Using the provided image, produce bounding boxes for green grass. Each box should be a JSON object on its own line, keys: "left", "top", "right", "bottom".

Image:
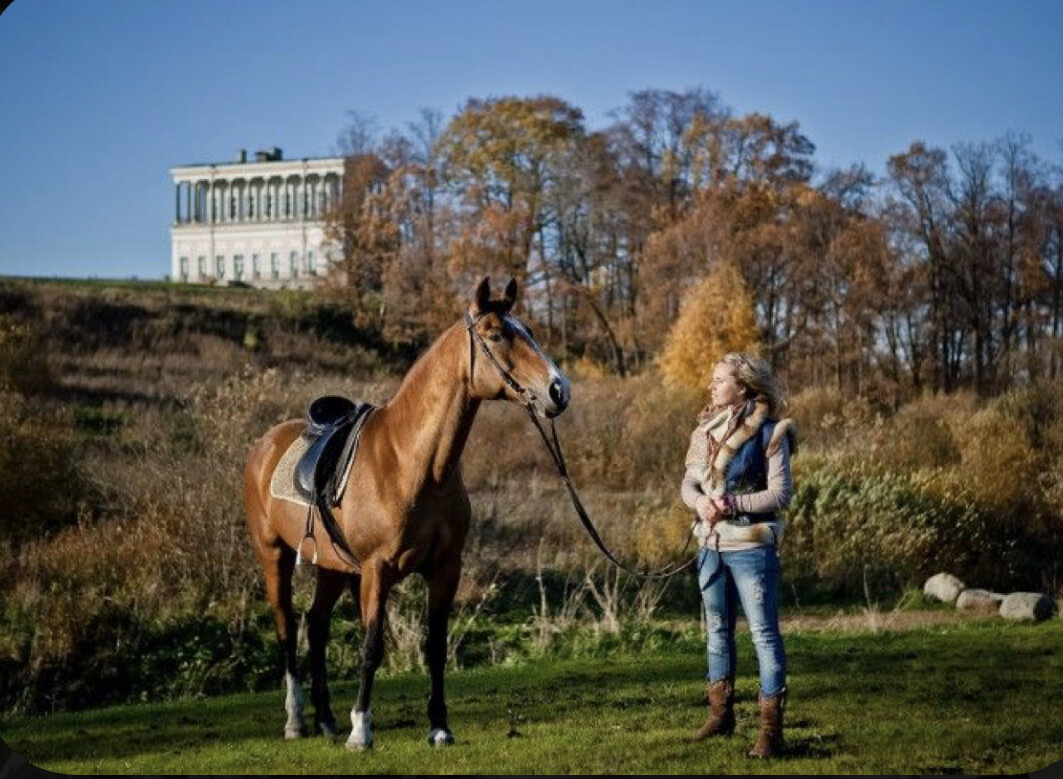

{"left": 3, "top": 618, "right": 1062, "bottom": 774}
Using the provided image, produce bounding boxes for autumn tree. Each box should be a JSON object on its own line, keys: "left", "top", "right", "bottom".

{"left": 320, "top": 152, "right": 393, "bottom": 321}
{"left": 657, "top": 262, "right": 759, "bottom": 388}
{"left": 435, "top": 95, "right": 585, "bottom": 287}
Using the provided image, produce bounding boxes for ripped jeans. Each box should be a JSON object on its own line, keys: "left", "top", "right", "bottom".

{"left": 696, "top": 545, "right": 786, "bottom": 696}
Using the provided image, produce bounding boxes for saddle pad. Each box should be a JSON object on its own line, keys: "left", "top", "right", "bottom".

{"left": 269, "top": 435, "right": 313, "bottom": 508}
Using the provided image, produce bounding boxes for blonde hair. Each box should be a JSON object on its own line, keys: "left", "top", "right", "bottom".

{"left": 699, "top": 352, "right": 785, "bottom": 420}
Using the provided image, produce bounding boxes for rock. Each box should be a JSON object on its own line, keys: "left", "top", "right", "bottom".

{"left": 955, "top": 589, "right": 1004, "bottom": 614}
{"left": 923, "top": 573, "right": 965, "bottom": 604}
{"left": 999, "top": 592, "right": 1056, "bottom": 622}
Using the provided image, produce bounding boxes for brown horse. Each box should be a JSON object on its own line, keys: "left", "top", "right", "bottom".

{"left": 242, "top": 277, "right": 570, "bottom": 749}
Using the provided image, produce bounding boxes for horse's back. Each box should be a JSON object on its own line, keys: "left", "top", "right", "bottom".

{"left": 243, "top": 419, "right": 304, "bottom": 539}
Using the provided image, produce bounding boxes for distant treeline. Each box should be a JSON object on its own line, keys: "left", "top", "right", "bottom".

{"left": 322, "top": 88, "right": 1063, "bottom": 402}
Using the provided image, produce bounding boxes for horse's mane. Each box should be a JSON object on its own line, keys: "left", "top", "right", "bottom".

{"left": 385, "top": 320, "right": 465, "bottom": 416}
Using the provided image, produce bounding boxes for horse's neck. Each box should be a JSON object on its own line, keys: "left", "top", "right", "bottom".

{"left": 384, "top": 322, "right": 480, "bottom": 486}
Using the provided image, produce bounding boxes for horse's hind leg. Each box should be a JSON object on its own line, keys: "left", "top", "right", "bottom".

{"left": 260, "top": 542, "right": 305, "bottom": 739}
{"left": 308, "top": 568, "right": 348, "bottom": 738}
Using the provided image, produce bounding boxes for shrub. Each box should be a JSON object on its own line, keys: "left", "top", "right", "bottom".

{"left": 785, "top": 457, "right": 1041, "bottom": 597}
{"left": 0, "top": 392, "right": 82, "bottom": 545}
{"left": 0, "top": 315, "right": 52, "bottom": 395}
{"left": 788, "top": 385, "right": 878, "bottom": 453}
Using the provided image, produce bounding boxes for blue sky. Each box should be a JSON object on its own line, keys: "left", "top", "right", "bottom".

{"left": 1, "top": 0, "right": 1061, "bottom": 280}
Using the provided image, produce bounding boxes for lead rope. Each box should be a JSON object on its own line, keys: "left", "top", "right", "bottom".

{"left": 527, "top": 408, "right": 697, "bottom": 579}
{"left": 466, "top": 312, "right": 697, "bottom": 579}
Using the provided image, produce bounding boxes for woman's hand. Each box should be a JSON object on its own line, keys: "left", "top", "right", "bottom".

{"left": 696, "top": 495, "right": 723, "bottom": 526}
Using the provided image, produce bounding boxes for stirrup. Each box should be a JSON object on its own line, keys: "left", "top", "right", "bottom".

{"left": 296, "top": 533, "right": 318, "bottom": 566}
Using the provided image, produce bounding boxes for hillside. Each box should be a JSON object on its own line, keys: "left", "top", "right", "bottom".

{"left": 0, "top": 277, "right": 404, "bottom": 409}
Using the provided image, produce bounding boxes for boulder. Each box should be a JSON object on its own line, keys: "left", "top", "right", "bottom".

{"left": 923, "top": 573, "right": 965, "bottom": 604}
{"left": 955, "top": 589, "right": 1004, "bottom": 614}
{"left": 999, "top": 592, "right": 1056, "bottom": 622}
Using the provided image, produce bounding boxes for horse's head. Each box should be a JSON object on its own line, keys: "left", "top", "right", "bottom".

{"left": 465, "top": 277, "right": 571, "bottom": 418}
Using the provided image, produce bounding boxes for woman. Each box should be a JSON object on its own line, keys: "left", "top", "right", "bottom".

{"left": 681, "top": 352, "right": 797, "bottom": 759}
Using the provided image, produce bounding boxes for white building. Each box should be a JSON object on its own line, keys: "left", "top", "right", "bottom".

{"left": 170, "top": 148, "right": 344, "bottom": 289}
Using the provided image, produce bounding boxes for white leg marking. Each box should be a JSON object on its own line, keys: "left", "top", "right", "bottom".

{"left": 284, "top": 671, "right": 306, "bottom": 739}
{"left": 427, "top": 727, "right": 456, "bottom": 748}
{"left": 346, "top": 708, "right": 374, "bottom": 751}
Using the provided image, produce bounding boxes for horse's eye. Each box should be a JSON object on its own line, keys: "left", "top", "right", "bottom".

{"left": 487, "top": 331, "right": 504, "bottom": 343}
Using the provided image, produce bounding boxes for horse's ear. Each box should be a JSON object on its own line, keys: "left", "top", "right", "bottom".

{"left": 473, "top": 277, "right": 492, "bottom": 313}
{"left": 502, "top": 278, "right": 518, "bottom": 311}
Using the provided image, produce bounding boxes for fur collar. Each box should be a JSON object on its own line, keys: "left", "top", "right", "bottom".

{"left": 767, "top": 418, "right": 798, "bottom": 458}
{"left": 685, "top": 396, "right": 770, "bottom": 495}
{"left": 706, "top": 396, "right": 770, "bottom": 490}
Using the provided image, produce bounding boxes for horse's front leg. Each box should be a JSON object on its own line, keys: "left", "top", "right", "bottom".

{"left": 426, "top": 561, "right": 461, "bottom": 747}
{"left": 346, "top": 562, "right": 393, "bottom": 751}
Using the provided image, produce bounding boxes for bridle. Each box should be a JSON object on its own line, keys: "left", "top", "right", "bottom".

{"left": 465, "top": 309, "right": 696, "bottom": 580}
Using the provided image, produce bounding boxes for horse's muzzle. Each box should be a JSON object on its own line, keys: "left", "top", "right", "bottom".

{"left": 543, "top": 376, "right": 571, "bottom": 417}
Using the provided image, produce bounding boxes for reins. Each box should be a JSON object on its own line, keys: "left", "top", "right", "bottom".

{"left": 465, "top": 311, "right": 697, "bottom": 580}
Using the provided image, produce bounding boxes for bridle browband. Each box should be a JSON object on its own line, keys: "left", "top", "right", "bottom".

{"left": 465, "top": 309, "right": 696, "bottom": 580}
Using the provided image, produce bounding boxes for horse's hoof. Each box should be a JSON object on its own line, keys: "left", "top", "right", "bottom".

{"left": 428, "top": 728, "right": 456, "bottom": 748}
{"left": 347, "top": 709, "right": 373, "bottom": 751}
{"left": 318, "top": 720, "right": 338, "bottom": 740}
{"left": 284, "top": 725, "right": 307, "bottom": 740}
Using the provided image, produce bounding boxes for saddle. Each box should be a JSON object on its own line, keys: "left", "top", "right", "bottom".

{"left": 295, "top": 395, "right": 375, "bottom": 504}
{"left": 293, "top": 395, "right": 376, "bottom": 567}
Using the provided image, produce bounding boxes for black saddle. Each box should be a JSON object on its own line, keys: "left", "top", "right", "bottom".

{"left": 295, "top": 395, "right": 376, "bottom": 506}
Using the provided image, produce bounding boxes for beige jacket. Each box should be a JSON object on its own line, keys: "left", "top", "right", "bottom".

{"left": 680, "top": 398, "right": 796, "bottom": 550}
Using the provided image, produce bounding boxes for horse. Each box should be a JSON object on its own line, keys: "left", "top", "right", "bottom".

{"left": 242, "top": 277, "right": 571, "bottom": 750}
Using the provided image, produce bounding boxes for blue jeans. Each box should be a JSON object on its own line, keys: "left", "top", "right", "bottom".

{"left": 696, "top": 545, "right": 786, "bottom": 696}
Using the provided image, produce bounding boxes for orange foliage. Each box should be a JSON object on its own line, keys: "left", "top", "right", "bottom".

{"left": 656, "top": 262, "right": 760, "bottom": 388}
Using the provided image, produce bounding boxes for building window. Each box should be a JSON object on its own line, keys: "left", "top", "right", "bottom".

{"left": 230, "top": 195, "right": 237, "bottom": 220}
{"left": 290, "top": 251, "right": 299, "bottom": 278}
{"left": 252, "top": 254, "right": 261, "bottom": 280}
{"left": 233, "top": 254, "right": 244, "bottom": 281}
{"left": 215, "top": 255, "right": 225, "bottom": 279}
{"left": 179, "top": 256, "right": 189, "bottom": 282}
{"left": 270, "top": 252, "right": 279, "bottom": 280}
{"left": 197, "top": 256, "right": 207, "bottom": 278}
{"left": 305, "top": 250, "right": 316, "bottom": 276}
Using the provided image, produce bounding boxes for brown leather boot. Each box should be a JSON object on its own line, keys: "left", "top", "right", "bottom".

{"left": 690, "top": 678, "right": 735, "bottom": 742}
{"left": 748, "top": 688, "right": 786, "bottom": 758}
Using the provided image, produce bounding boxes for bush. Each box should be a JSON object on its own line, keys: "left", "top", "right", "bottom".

{"left": 0, "top": 392, "right": 82, "bottom": 545}
{"left": 0, "top": 315, "right": 52, "bottom": 395}
{"left": 788, "top": 385, "right": 878, "bottom": 453}
{"left": 786, "top": 457, "right": 1046, "bottom": 598}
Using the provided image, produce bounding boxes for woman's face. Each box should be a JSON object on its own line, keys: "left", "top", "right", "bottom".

{"left": 710, "top": 362, "right": 746, "bottom": 407}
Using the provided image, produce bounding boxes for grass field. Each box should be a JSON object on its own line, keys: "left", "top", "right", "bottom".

{"left": 3, "top": 616, "right": 1062, "bottom": 775}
